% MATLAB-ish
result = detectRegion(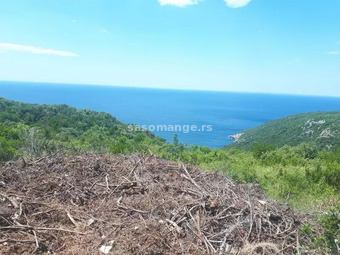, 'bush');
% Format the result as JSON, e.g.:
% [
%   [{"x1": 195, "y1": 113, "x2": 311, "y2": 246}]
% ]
[
  {"x1": 20, "y1": 127, "x2": 59, "y2": 158},
  {"x1": 0, "y1": 137, "x2": 18, "y2": 161},
  {"x1": 252, "y1": 143, "x2": 276, "y2": 159},
  {"x1": 303, "y1": 206, "x2": 340, "y2": 254},
  {"x1": 317, "y1": 206, "x2": 340, "y2": 254}
]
